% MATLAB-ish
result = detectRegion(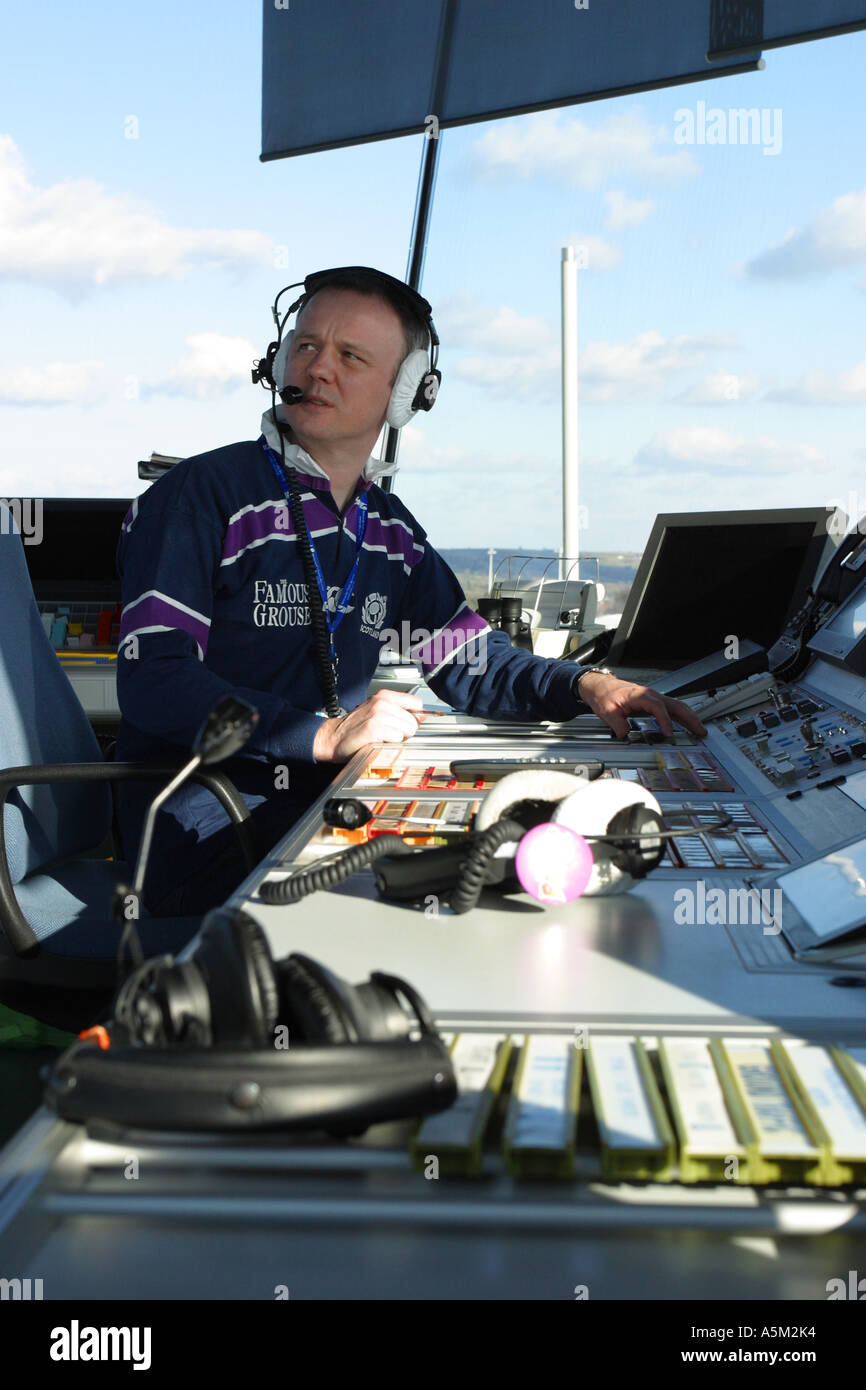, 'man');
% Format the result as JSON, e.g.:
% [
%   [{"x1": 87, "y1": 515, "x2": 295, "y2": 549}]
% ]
[{"x1": 115, "y1": 267, "x2": 705, "y2": 914}]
